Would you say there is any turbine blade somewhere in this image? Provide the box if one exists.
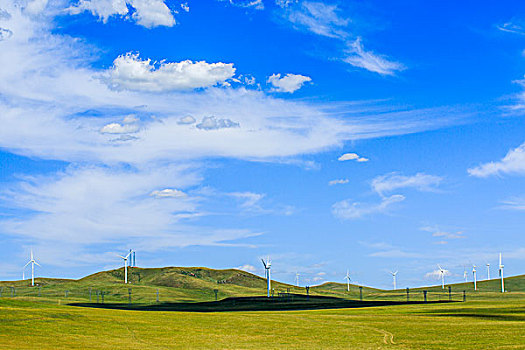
[24,261,31,268]
[34,261,41,267]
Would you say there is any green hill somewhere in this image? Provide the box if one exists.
[0,267,523,304]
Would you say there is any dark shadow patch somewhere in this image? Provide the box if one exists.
[69,294,459,312]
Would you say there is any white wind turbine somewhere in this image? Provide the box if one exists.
[389,271,398,290]
[23,249,41,287]
[118,250,133,284]
[486,263,490,280]
[472,265,477,291]
[344,270,351,292]
[437,265,446,289]
[463,266,468,282]
[261,257,271,297]
[499,253,505,293]
[295,272,300,287]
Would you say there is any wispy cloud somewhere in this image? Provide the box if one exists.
[499,197,525,211]
[278,2,404,75]
[343,38,405,76]
[497,21,525,35]
[222,0,264,10]
[332,172,442,220]
[360,241,422,258]
[282,1,349,39]
[468,142,525,177]
[328,178,349,186]
[420,225,465,243]
[371,172,442,196]
[425,268,451,279]
[332,194,405,220]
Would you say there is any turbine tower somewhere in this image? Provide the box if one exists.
[118,250,133,284]
[463,266,468,282]
[295,272,300,287]
[23,249,40,287]
[261,257,271,297]
[472,265,477,291]
[499,253,505,293]
[437,265,446,289]
[389,271,398,290]
[344,270,351,292]
[486,263,490,280]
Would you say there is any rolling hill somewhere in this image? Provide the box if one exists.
[0,266,523,304]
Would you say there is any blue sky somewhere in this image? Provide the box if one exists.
[1,0,525,290]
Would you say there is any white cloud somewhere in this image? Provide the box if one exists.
[468,142,525,177]
[25,0,49,15]
[180,2,189,12]
[497,21,525,35]
[100,122,139,134]
[328,179,348,186]
[105,53,236,92]
[420,226,464,240]
[360,241,422,258]
[0,8,11,19]
[371,172,442,196]
[68,0,175,28]
[196,116,240,130]
[267,73,312,93]
[236,264,256,272]
[225,0,264,10]
[499,197,525,211]
[178,115,196,125]
[425,268,451,279]
[338,152,368,162]
[275,0,297,8]
[344,38,405,76]
[0,3,462,264]
[332,194,405,220]
[284,1,349,39]
[150,188,187,198]
[130,0,175,28]
[229,192,265,209]
[122,115,139,124]
[0,27,12,41]
[332,172,441,220]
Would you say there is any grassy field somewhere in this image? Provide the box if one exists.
[0,297,524,349]
[0,268,524,349]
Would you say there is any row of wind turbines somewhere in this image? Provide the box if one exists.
[261,253,507,297]
[435,253,506,292]
[20,250,508,294]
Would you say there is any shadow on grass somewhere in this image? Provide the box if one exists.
[69,294,459,312]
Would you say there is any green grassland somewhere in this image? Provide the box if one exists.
[0,298,524,349]
[0,268,524,349]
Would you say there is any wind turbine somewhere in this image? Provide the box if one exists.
[437,265,446,289]
[463,266,468,282]
[23,249,40,287]
[261,257,271,297]
[295,272,300,287]
[389,271,398,290]
[499,253,505,293]
[344,270,351,292]
[486,263,490,280]
[118,250,133,284]
[472,265,477,291]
